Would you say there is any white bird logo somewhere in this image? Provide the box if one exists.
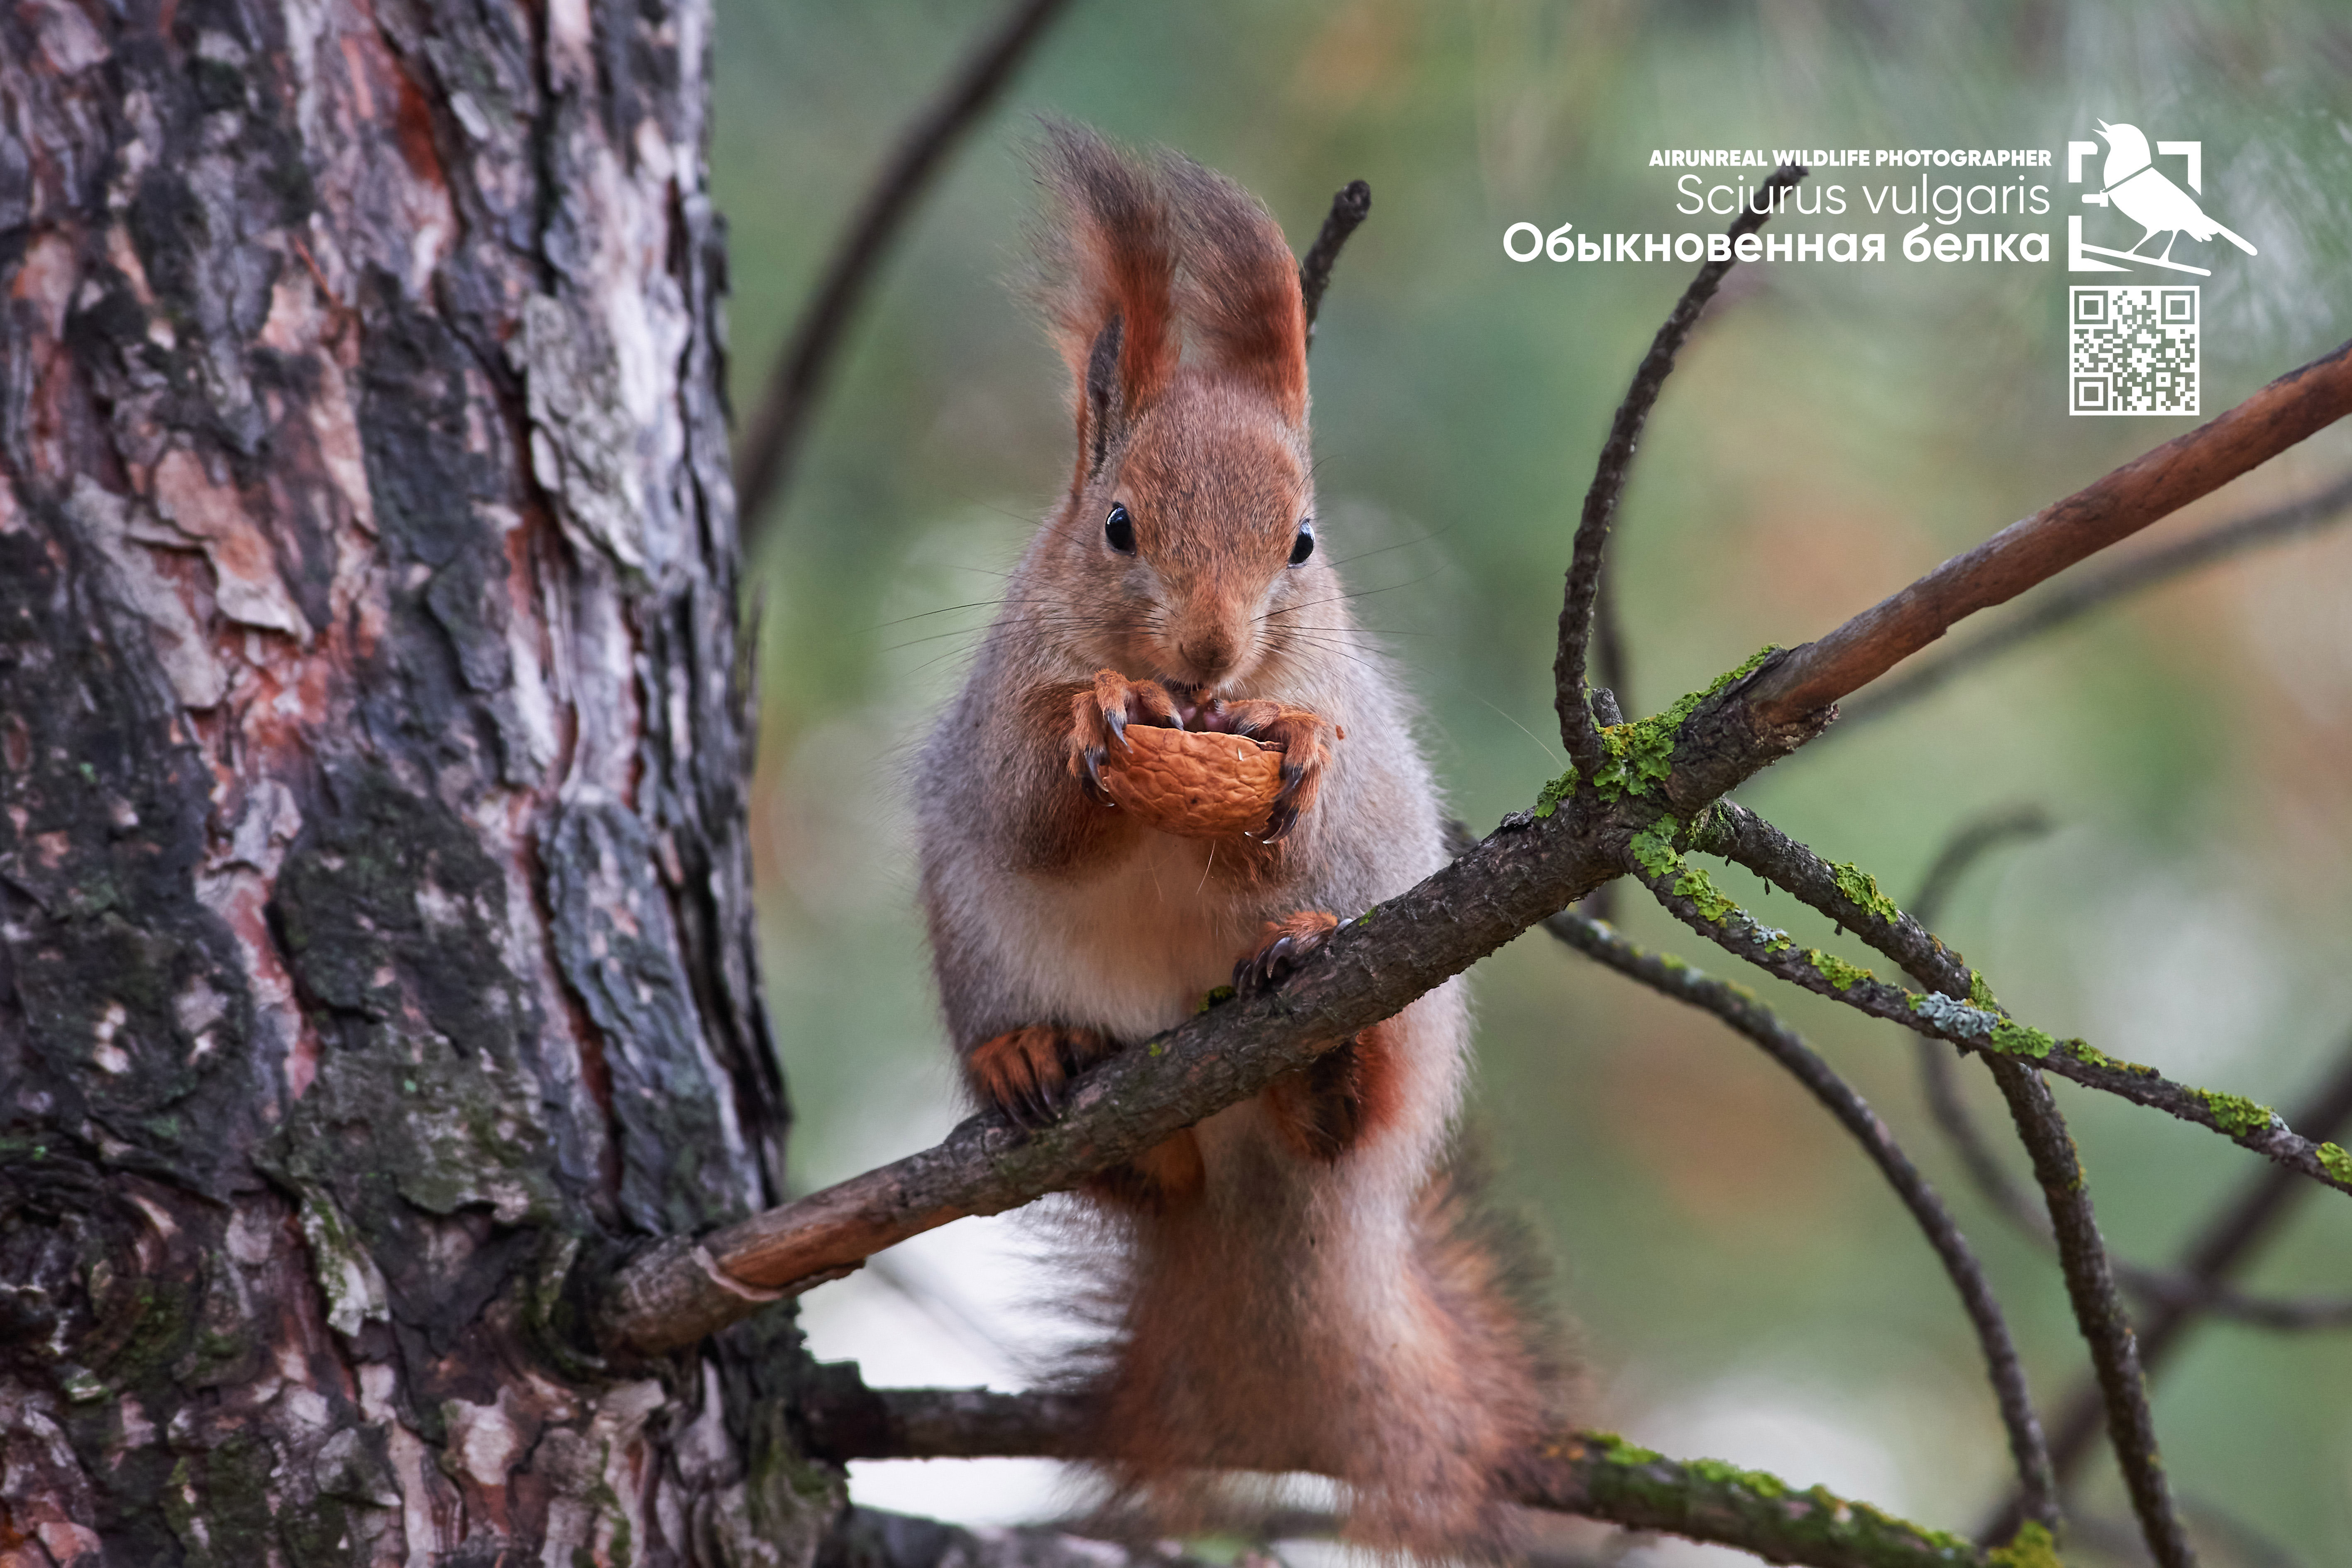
[2086,120,2257,264]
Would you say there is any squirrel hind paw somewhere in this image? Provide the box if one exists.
[1233,909,1341,995]
[966,1026,1116,1128]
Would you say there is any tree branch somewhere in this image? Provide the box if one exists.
[1552,164,1807,769]
[1981,1054,2192,1567]
[1904,809,2072,1257]
[732,0,1078,547]
[1591,575,1633,725]
[1909,807,2057,928]
[1925,1043,2352,1332]
[800,1377,2017,1568]
[1677,805,2192,1563]
[1626,813,2352,1198]
[820,1504,1211,1568]
[1835,469,2352,730]
[1690,802,1970,989]
[1977,1039,2352,1544]
[1744,339,2352,728]
[1907,814,2352,1334]
[1575,588,1634,922]
[1641,804,2352,1549]
[2053,1036,2352,1454]
[1298,178,1371,348]
[596,791,1632,1356]
[1537,904,2058,1530]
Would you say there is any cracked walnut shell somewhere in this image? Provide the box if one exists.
[1099,725,1285,840]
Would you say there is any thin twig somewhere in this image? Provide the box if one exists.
[1625,813,2352,1198]
[1919,1026,2048,1234]
[1909,814,2352,1333]
[1551,164,1807,767]
[2109,1269,2352,1332]
[1727,806,2049,1251]
[1591,574,1632,722]
[1539,905,2058,1529]
[1672,807,2204,1561]
[732,0,1079,548]
[1910,807,2057,928]
[1675,805,2193,1563]
[1298,178,1371,349]
[2082,1035,2352,1380]
[1837,469,2352,730]
[1980,1040,2352,1542]
[1573,584,1634,922]
[1575,669,1628,921]
[1908,809,2067,1249]
[801,1378,2008,1568]
[1986,1057,2196,1568]
[1743,339,2352,728]
[1048,1506,1630,1568]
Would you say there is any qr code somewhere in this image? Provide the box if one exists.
[2070,287,2198,415]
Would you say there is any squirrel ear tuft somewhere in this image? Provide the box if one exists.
[1167,157,1307,427]
[1031,122,1180,485]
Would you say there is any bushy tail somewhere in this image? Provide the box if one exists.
[1062,1147,1570,1559]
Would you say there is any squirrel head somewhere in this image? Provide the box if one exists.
[1028,123,1327,698]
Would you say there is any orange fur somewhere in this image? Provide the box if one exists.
[966,1025,1115,1126]
[1240,916,1408,1163]
[1085,1129,1207,1212]
[1033,124,1181,493]
[999,680,1139,876]
[1066,671,1182,799]
[1087,1150,1555,1554]
[1263,1018,1406,1163]
[1166,155,1309,425]
[1218,700,1333,841]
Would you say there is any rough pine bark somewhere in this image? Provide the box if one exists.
[0,0,838,1559]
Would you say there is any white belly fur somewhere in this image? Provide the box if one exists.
[997,829,1264,1044]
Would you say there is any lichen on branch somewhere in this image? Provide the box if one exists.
[1625,828,2352,1198]
[802,1375,2020,1568]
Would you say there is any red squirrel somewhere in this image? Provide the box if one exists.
[915,124,1558,1553]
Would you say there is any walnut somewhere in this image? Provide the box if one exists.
[1099,725,1285,840]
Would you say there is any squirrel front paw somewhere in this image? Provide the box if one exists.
[1213,699,1334,841]
[1068,670,1182,800]
[1233,909,1341,994]
[966,1026,1116,1128]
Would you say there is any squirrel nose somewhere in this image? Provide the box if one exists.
[1179,633,1236,684]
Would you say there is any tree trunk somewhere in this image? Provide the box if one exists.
[0,0,836,1559]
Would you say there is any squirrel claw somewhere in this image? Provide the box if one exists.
[1234,910,1341,996]
[1214,700,1345,841]
[1220,699,1335,842]
[967,1026,1116,1130]
[1069,671,1180,793]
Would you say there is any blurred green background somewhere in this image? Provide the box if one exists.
[711,3,2352,1561]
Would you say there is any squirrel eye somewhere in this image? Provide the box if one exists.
[1288,521,1315,567]
[1105,504,1136,555]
